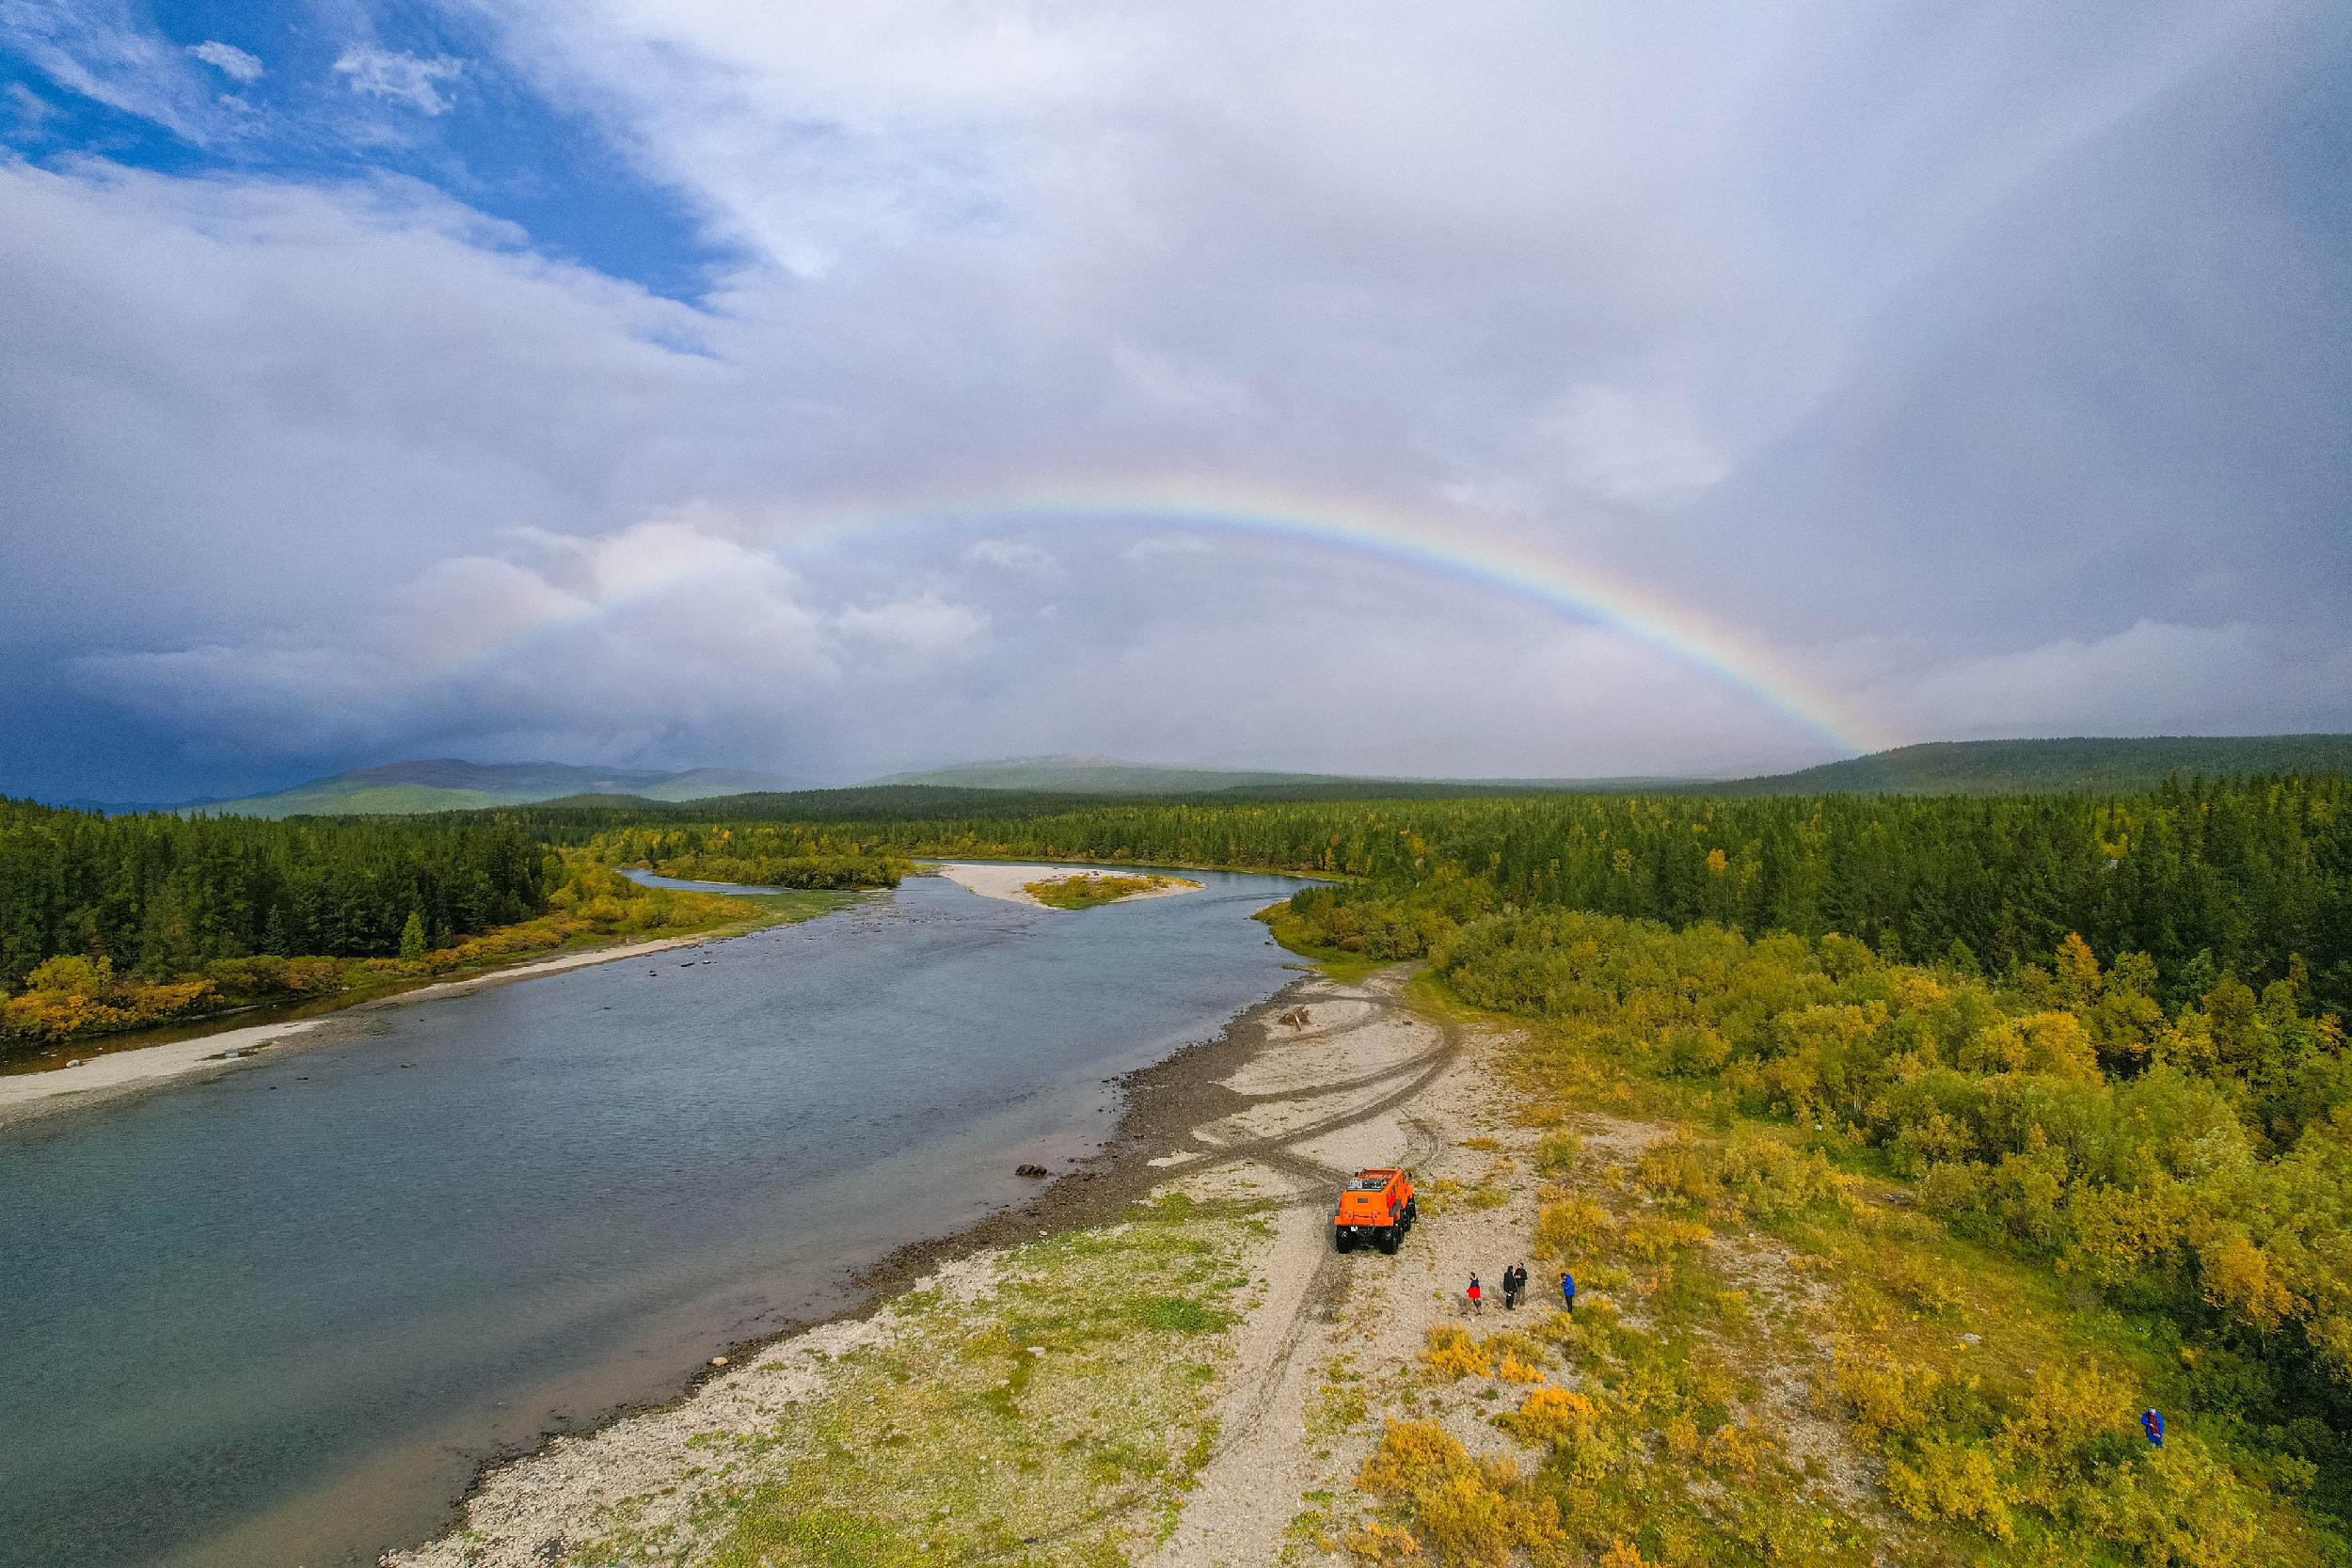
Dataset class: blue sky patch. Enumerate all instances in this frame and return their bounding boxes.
[0,0,733,300]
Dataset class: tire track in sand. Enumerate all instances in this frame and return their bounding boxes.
[968,967,1459,1568]
[1135,968,1466,1568]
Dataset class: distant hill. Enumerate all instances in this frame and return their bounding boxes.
[636,768,818,801]
[56,795,226,816]
[864,755,1323,793]
[199,760,812,818]
[155,737,2352,820]
[861,754,1693,797]
[1713,735,2352,797]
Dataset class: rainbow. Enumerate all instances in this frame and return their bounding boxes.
[459,477,1885,755]
[802,476,1885,755]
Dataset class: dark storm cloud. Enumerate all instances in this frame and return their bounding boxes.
[2,0,2346,799]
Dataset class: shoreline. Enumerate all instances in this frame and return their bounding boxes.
[388,963,1324,1564]
[0,928,746,1129]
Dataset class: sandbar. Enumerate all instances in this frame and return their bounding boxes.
[935,863,1204,907]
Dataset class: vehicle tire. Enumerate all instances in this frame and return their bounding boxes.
[1334,1230,1353,1254]
[1378,1227,1400,1255]
[1403,1198,1418,1227]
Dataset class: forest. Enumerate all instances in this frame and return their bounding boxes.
[0,798,550,983]
[0,799,910,1050]
[582,823,912,890]
[533,774,2352,1013]
[8,770,2347,1059]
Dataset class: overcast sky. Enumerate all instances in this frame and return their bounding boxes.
[4,0,2348,800]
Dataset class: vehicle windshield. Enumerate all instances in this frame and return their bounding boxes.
[1351,1176,1389,1191]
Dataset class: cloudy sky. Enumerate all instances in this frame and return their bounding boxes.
[3,0,2347,800]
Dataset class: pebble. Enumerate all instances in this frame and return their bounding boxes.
[708,1355,729,1368]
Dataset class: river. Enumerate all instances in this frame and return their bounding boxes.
[0,865,1311,1568]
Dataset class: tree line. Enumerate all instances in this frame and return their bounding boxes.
[581,823,911,890]
[8,772,2346,1050]
[0,798,550,988]
[517,774,2352,1010]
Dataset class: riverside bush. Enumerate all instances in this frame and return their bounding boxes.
[1346,902,2352,1564]
[0,853,782,1049]
[0,954,216,1041]
[1435,909,2352,1405]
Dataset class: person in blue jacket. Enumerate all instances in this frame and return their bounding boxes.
[2140,1408,2164,1449]
[1560,1270,1577,1314]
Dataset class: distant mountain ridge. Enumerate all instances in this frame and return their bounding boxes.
[196,760,812,818]
[1711,735,2352,796]
[860,753,1694,796]
[91,735,2352,819]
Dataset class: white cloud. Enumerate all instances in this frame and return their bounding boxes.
[69,517,839,758]
[834,592,989,657]
[333,47,464,116]
[0,0,233,141]
[1537,384,1728,509]
[1123,533,1213,560]
[4,80,56,136]
[965,538,1061,575]
[1109,341,1253,416]
[7,3,2350,795]
[1864,621,2352,743]
[188,40,262,84]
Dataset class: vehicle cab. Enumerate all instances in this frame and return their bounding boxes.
[1333,1166,1417,1253]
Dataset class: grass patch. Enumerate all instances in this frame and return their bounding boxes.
[1023,872,1199,910]
[572,1198,1268,1567]
[729,888,862,920]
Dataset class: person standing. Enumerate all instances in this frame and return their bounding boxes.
[1560,1270,1577,1314]
[1508,1263,1528,1309]
[2141,1408,2164,1449]
[1467,1275,1484,1314]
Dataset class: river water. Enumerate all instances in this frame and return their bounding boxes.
[0,866,1311,1568]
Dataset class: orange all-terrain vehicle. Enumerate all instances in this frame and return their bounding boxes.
[1333,1167,1417,1254]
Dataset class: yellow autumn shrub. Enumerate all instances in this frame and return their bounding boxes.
[1830,1344,1946,1440]
[1702,1419,1776,1477]
[1357,1421,1563,1568]
[1343,1521,1422,1561]
[1421,1324,1492,1380]
[1504,1386,1602,1449]
[1532,1197,1612,1259]
[1618,1214,1712,1262]
[2198,1233,2297,1328]
[2077,1437,2266,1568]
[1885,1436,2015,1541]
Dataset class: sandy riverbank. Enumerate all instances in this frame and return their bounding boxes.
[936,862,1204,907]
[386,963,1533,1567]
[0,932,723,1128]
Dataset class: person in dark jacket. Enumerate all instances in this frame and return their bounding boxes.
[1500,1263,1522,1309]
[1560,1270,1577,1314]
